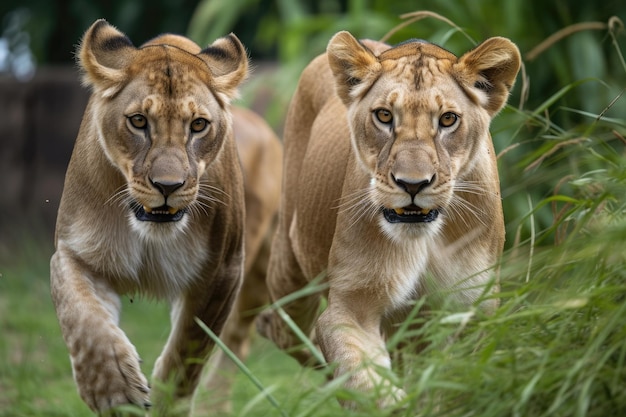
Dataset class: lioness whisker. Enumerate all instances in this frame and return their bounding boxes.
[187,201,209,218]
[348,201,371,225]
[343,192,379,231]
[454,180,500,198]
[334,187,372,212]
[197,184,228,207]
[105,185,130,208]
[448,195,489,229]
[197,193,226,208]
[199,182,230,197]
[444,200,472,229]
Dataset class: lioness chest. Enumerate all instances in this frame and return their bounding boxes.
[62,209,211,297]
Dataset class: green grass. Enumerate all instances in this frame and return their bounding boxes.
[0,241,88,416]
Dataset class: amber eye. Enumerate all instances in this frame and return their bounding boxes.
[129,114,147,129]
[375,109,393,124]
[191,118,209,133]
[439,112,458,128]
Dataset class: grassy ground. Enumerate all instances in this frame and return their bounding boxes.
[0,240,91,416]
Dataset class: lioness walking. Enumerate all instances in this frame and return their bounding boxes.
[258,31,520,408]
[50,20,281,415]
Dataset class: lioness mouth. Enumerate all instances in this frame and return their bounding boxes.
[131,203,186,223]
[382,205,439,223]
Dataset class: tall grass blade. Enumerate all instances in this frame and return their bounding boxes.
[194,318,288,417]
[275,306,326,365]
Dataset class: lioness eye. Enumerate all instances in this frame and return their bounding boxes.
[129,114,147,129]
[191,118,209,133]
[439,112,458,128]
[375,109,393,124]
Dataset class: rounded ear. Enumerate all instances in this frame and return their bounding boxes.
[78,19,136,96]
[327,31,381,106]
[198,34,249,100]
[454,37,521,115]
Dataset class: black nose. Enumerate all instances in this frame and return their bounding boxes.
[392,174,435,198]
[151,179,184,197]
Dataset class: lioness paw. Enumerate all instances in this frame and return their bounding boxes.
[341,377,407,411]
[73,337,150,413]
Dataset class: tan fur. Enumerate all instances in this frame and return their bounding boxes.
[193,106,282,415]
[257,31,520,408]
[50,19,281,415]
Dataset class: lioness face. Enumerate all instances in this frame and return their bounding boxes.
[95,59,229,236]
[79,24,247,240]
[329,35,519,241]
[350,56,488,239]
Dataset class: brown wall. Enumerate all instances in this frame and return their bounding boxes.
[0,67,89,255]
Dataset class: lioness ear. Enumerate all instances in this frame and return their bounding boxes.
[454,37,521,115]
[198,34,248,100]
[78,19,136,96]
[327,31,381,106]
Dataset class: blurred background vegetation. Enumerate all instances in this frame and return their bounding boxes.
[1,1,625,416]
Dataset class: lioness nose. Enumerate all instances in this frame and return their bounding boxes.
[392,174,435,198]
[151,179,185,197]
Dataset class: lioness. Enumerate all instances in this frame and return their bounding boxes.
[50,20,281,415]
[257,31,520,408]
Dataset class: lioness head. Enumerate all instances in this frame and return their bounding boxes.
[78,20,247,238]
[327,32,520,240]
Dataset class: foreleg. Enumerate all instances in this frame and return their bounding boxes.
[50,249,151,413]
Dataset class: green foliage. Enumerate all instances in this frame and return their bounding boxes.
[0,0,202,65]
[0,240,170,417]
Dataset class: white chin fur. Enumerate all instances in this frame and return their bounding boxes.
[378,215,442,244]
[128,211,189,242]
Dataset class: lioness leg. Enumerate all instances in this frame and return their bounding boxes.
[50,249,151,413]
[256,230,323,367]
[316,290,406,409]
[151,266,241,416]
[194,235,271,415]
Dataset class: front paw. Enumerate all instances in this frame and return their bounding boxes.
[340,372,406,410]
[377,385,406,409]
[72,336,151,413]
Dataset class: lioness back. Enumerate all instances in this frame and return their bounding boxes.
[277,53,352,278]
[259,31,520,409]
